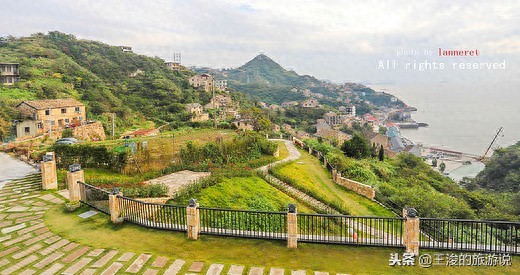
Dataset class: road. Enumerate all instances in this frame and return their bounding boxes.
[0,152,37,190]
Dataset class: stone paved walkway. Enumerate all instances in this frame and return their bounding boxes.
[0,173,347,275]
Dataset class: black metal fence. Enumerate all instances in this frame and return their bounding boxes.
[199,207,287,240]
[80,182,110,214]
[297,213,404,247]
[420,218,520,254]
[118,196,187,232]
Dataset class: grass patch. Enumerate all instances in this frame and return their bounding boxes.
[44,205,519,274]
[275,149,394,217]
[276,141,290,161]
[171,176,314,213]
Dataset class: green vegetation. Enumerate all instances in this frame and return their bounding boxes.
[52,143,128,171]
[171,176,312,213]
[474,142,520,192]
[271,149,394,216]
[341,133,373,159]
[275,140,290,160]
[44,205,520,274]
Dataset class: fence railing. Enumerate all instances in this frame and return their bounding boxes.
[297,213,404,247]
[118,196,187,232]
[75,181,520,255]
[420,218,520,254]
[80,182,110,214]
[199,207,287,239]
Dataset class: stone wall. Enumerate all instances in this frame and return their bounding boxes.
[73,121,106,141]
[335,174,376,200]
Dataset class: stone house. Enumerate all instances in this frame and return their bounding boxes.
[215,79,227,91]
[0,63,20,85]
[323,112,340,126]
[185,103,209,122]
[366,132,390,149]
[15,98,86,138]
[204,94,233,110]
[301,98,318,108]
[281,101,299,108]
[164,62,183,71]
[233,119,255,131]
[189,74,214,92]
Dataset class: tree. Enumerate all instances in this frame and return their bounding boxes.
[378,144,384,161]
[432,159,438,167]
[341,133,372,159]
[439,162,446,172]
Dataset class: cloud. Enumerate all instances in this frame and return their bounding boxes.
[1,0,518,82]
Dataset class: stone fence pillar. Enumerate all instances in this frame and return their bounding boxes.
[332,168,337,182]
[41,152,57,190]
[323,157,328,169]
[187,198,200,240]
[67,164,84,202]
[109,188,124,224]
[308,146,312,154]
[403,208,420,255]
[287,204,298,248]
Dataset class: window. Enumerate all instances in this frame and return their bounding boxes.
[37,123,42,129]
[45,110,50,116]
[24,127,30,134]
[51,121,55,126]
[65,118,70,123]
[75,107,81,113]
[61,108,67,114]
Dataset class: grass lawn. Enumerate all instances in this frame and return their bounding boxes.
[44,205,519,274]
[277,149,395,217]
[170,176,314,213]
[275,140,290,161]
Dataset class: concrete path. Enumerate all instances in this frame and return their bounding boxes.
[144,170,211,196]
[0,173,345,275]
[258,139,301,173]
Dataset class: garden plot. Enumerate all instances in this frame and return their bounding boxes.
[144,170,210,196]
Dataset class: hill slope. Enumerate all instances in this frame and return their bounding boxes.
[0,31,213,139]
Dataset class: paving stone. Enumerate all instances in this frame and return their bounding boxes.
[33,226,49,235]
[189,261,205,272]
[0,245,20,257]
[0,259,10,268]
[0,234,12,242]
[17,222,45,235]
[12,243,43,259]
[44,235,61,244]
[87,248,105,257]
[249,267,264,275]
[62,242,79,252]
[15,215,43,224]
[314,272,329,275]
[228,265,245,275]
[0,213,7,219]
[6,206,28,212]
[143,269,158,275]
[164,259,186,275]
[34,252,64,269]
[41,263,64,275]
[18,269,36,275]
[207,264,225,275]
[6,212,32,219]
[117,251,135,261]
[81,269,97,275]
[24,231,53,245]
[101,262,124,275]
[126,254,152,273]
[151,256,169,267]
[0,254,38,275]
[0,220,12,228]
[39,239,70,255]
[62,257,93,274]
[291,271,306,275]
[3,232,34,246]
[1,222,26,234]
[91,250,119,268]
[62,246,90,263]
[78,210,98,219]
[270,268,284,275]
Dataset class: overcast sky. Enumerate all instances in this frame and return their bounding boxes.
[2,0,519,83]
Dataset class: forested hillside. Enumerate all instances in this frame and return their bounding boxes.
[0,31,213,139]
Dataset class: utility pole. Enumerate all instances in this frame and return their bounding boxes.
[212,86,217,129]
[48,108,52,139]
[111,113,115,139]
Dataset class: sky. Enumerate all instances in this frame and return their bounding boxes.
[1,0,519,83]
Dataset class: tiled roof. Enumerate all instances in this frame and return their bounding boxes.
[18,98,84,110]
